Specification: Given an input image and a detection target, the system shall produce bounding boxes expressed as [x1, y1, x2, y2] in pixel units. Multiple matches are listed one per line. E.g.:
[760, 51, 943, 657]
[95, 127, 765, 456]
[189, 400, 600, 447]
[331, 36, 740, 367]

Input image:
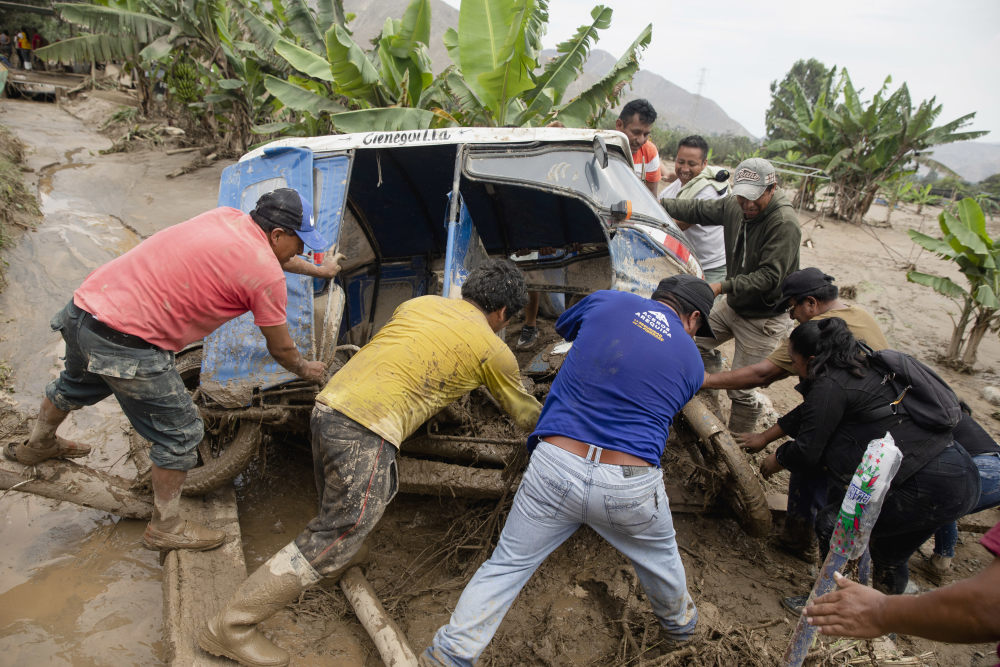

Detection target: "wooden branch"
[340, 567, 418, 667]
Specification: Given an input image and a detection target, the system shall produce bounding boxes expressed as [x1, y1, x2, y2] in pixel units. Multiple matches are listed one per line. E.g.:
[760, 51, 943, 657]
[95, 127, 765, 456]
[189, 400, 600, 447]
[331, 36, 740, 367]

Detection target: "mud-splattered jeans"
[294, 403, 398, 575]
[424, 440, 696, 666]
[45, 300, 203, 470]
[815, 443, 979, 594]
[934, 452, 1000, 557]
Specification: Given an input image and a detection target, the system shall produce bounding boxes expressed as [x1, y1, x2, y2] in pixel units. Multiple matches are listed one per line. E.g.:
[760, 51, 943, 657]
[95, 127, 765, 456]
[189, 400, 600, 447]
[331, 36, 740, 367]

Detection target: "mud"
[0, 96, 998, 667]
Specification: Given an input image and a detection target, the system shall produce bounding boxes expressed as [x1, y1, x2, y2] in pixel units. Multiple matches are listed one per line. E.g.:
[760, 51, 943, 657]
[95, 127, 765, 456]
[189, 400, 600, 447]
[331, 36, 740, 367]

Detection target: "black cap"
[651, 274, 715, 337]
[250, 188, 329, 251]
[780, 267, 835, 309]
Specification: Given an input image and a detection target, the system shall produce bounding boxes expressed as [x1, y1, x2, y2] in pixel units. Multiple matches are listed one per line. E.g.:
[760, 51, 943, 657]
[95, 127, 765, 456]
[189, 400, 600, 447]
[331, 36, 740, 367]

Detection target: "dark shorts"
[295, 404, 398, 576]
[45, 300, 203, 471]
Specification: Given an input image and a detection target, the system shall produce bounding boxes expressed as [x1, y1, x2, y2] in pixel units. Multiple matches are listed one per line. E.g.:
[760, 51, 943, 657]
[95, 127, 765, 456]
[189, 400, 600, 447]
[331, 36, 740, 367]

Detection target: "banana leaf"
[906, 271, 968, 300]
[264, 74, 343, 114]
[330, 107, 449, 132]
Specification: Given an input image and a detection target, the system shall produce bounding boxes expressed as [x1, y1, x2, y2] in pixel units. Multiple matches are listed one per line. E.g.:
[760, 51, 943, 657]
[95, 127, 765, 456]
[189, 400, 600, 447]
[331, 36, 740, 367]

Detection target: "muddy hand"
[299, 360, 327, 383]
[736, 431, 768, 453]
[760, 452, 783, 479]
[319, 251, 345, 279]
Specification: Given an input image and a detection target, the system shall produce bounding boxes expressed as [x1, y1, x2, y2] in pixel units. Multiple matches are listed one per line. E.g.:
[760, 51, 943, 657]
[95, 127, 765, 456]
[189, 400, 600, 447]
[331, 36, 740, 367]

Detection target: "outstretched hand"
[805, 571, 888, 638]
[735, 431, 769, 453]
[759, 452, 783, 479]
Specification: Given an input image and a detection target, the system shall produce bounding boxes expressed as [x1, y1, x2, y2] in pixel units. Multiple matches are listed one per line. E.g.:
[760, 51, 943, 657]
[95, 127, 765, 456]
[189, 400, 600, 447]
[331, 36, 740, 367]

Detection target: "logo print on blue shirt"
[632, 310, 672, 341]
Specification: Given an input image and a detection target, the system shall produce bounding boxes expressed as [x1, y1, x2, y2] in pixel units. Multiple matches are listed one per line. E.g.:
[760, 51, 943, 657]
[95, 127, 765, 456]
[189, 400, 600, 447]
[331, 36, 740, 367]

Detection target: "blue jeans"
[934, 452, 1000, 557]
[424, 440, 697, 666]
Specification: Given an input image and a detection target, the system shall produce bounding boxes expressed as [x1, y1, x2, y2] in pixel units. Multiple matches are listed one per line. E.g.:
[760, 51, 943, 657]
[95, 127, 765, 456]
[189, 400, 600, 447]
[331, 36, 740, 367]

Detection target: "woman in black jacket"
[754, 317, 980, 593]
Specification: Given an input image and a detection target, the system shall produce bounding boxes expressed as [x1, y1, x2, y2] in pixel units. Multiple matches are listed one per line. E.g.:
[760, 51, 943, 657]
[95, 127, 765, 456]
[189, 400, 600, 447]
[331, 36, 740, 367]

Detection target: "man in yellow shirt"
[199, 259, 542, 667]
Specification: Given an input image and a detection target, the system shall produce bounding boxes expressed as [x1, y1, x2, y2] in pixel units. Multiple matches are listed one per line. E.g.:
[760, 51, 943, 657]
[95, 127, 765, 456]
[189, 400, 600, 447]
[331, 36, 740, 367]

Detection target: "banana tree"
[907, 198, 999, 366]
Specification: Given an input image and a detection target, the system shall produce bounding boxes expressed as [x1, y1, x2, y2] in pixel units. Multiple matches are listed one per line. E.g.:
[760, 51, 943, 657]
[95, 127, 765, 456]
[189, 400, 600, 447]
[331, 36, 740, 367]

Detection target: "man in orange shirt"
[616, 99, 660, 196]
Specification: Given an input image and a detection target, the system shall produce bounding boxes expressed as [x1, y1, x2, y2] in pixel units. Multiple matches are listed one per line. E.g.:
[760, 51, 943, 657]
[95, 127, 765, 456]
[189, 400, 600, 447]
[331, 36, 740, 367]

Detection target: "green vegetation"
[35, 0, 652, 153]
[0, 124, 41, 283]
[907, 198, 998, 367]
[764, 58, 837, 144]
[766, 63, 987, 223]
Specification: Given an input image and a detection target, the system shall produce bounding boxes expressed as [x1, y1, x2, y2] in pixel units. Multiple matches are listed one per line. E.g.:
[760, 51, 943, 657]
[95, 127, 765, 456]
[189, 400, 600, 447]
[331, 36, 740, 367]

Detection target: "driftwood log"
[0, 458, 152, 518]
[340, 566, 419, 667]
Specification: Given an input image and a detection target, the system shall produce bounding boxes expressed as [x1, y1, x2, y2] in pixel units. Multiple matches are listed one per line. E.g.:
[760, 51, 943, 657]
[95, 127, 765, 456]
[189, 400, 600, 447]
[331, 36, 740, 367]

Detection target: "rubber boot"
[198, 542, 321, 666]
[4, 398, 92, 465]
[143, 465, 225, 552]
[727, 401, 760, 434]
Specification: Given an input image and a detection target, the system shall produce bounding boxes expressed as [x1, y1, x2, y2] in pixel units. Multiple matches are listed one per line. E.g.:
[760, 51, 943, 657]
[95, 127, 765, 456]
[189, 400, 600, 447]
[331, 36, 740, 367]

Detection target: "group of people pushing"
[6, 103, 999, 665]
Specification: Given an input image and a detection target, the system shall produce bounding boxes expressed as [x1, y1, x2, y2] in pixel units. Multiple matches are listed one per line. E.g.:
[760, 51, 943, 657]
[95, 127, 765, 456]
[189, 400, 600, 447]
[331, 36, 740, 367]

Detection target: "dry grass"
[0, 123, 39, 257]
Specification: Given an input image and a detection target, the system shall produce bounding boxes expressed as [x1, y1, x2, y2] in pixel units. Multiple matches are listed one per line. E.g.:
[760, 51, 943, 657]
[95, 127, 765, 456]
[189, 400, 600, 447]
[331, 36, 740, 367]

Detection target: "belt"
[80, 310, 160, 350]
[542, 436, 652, 467]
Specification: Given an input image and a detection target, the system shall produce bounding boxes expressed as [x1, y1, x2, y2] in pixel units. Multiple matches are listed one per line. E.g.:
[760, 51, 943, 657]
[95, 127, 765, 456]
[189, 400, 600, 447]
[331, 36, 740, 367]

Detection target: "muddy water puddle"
[0, 99, 222, 665]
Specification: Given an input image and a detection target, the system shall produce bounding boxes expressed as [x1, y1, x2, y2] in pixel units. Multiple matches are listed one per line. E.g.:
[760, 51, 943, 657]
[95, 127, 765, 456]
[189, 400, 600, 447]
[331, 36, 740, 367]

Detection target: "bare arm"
[259, 324, 326, 382]
[644, 180, 658, 196]
[703, 359, 788, 390]
[281, 252, 345, 279]
[738, 422, 786, 454]
[806, 566, 1000, 643]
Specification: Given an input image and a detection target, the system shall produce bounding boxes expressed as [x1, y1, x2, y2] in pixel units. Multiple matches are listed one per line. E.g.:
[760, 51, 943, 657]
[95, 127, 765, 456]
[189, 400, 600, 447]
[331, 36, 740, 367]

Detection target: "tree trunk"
[0, 459, 152, 518]
[961, 309, 996, 367]
[340, 567, 419, 667]
[946, 298, 974, 361]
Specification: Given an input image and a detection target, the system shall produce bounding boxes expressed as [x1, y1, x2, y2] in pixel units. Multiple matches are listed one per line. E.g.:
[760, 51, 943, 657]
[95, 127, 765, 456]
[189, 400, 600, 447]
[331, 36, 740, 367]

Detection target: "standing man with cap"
[616, 99, 661, 196]
[422, 276, 716, 666]
[661, 157, 800, 433]
[5, 188, 334, 552]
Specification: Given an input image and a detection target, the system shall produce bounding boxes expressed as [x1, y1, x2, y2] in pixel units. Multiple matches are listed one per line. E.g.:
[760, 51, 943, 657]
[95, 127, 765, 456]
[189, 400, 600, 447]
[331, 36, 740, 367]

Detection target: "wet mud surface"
[0, 97, 997, 666]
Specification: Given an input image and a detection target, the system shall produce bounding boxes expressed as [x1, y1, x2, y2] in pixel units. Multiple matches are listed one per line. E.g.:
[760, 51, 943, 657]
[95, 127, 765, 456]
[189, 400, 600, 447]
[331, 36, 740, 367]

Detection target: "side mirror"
[610, 200, 632, 221]
[593, 135, 609, 169]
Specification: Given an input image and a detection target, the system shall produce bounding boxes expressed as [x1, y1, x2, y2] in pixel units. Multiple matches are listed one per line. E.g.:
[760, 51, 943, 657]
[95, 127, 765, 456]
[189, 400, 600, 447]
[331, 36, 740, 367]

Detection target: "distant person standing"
[30, 30, 44, 70]
[616, 99, 661, 196]
[14, 27, 30, 69]
[660, 135, 729, 283]
[0, 31, 12, 66]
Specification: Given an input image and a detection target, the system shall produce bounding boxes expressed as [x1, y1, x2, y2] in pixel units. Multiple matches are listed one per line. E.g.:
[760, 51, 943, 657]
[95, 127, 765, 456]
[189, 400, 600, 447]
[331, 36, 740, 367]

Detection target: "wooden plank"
[162, 487, 247, 666]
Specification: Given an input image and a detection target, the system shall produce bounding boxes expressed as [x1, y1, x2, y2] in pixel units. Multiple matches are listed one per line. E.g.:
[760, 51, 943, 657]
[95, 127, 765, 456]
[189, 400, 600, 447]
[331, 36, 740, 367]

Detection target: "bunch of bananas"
[168, 59, 200, 104]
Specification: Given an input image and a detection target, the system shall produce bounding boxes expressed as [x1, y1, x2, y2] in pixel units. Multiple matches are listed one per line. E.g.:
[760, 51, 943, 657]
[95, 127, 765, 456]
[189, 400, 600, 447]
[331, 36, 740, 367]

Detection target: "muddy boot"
[4, 398, 92, 465]
[775, 515, 818, 564]
[324, 541, 370, 583]
[143, 465, 225, 552]
[727, 401, 760, 434]
[199, 542, 321, 666]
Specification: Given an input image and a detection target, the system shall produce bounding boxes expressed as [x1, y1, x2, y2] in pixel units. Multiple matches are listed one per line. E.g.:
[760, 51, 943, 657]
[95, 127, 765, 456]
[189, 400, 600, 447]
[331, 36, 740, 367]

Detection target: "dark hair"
[788, 317, 867, 379]
[251, 214, 280, 234]
[677, 135, 709, 162]
[619, 99, 657, 126]
[462, 259, 528, 318]
[799, 284, 839, 303]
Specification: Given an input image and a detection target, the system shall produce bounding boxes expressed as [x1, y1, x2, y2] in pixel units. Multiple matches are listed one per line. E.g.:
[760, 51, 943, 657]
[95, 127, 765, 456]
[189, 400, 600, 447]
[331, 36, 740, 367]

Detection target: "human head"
[615, 99, 657, 154]
[732, 157, 777, 219]
[462, 259, 529, 331]
[250, 188, 329, 255]
[674, 135, 709, 186]
[787, 317, 865, 380]
[651, 274, 715, 337]
[781, 268, 839, 323]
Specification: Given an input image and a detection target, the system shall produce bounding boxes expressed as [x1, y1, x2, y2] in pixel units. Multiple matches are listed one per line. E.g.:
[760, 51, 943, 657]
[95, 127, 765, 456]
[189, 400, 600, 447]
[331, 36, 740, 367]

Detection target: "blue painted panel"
[202, 149, 328, 405]
[442, 193, 487, 297]
[311, 155, 351, 292]
[607, 227, 671, 296]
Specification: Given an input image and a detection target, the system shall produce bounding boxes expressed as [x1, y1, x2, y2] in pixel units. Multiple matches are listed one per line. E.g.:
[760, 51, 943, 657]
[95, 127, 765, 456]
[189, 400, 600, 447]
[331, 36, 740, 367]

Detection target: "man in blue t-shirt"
[423, 275, 714, 666]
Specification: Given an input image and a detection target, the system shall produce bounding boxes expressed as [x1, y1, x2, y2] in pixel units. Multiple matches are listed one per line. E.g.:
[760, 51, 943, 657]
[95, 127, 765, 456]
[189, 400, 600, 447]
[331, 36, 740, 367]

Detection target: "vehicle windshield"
[465, 145, 672, 226]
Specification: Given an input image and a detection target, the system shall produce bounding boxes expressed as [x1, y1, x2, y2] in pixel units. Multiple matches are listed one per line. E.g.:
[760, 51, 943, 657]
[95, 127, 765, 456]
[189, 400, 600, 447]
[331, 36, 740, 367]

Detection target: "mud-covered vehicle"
[130, 127, 771, 535]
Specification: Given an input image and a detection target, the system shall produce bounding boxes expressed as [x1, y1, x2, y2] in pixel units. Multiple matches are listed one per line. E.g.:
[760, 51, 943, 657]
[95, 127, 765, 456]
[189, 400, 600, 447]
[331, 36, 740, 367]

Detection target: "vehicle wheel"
[128, 347, 263, 497]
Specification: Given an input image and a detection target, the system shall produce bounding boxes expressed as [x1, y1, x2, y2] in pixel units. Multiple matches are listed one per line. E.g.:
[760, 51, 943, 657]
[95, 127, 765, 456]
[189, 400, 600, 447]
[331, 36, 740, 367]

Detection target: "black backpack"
[859, 343, 962, 432]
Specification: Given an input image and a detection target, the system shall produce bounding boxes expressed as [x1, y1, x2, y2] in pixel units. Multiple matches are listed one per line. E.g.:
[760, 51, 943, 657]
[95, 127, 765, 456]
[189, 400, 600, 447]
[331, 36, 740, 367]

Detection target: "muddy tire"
[128, 348, 263, 496]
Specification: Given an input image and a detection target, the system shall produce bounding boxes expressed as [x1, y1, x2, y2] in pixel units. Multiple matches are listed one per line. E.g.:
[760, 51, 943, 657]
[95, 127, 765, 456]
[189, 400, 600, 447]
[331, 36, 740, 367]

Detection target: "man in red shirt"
[615, 99, 661, 196]
[5, 189, 335, 552]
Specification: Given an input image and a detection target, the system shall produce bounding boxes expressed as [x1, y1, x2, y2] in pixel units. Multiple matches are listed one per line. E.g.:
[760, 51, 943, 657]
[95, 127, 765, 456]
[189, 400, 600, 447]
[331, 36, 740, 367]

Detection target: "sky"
[439, 0, 1000, 141]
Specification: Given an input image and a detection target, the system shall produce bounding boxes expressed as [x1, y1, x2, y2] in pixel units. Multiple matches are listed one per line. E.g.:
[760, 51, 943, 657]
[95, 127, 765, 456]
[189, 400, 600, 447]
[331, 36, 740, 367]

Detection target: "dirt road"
[0, 97, 996, 666]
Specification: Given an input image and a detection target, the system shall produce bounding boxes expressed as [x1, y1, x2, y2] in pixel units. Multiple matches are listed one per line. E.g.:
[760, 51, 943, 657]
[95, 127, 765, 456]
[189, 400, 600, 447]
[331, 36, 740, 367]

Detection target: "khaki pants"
[697, 297, 790, 425]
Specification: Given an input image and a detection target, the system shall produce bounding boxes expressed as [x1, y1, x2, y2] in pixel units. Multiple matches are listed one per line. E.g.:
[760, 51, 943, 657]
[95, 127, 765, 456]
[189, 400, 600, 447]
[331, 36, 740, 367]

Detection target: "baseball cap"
[651, 274, 715, 337]
[732, 158, 777, 201]
[251, 188, 330, 251]
[780, 267, 835, 309]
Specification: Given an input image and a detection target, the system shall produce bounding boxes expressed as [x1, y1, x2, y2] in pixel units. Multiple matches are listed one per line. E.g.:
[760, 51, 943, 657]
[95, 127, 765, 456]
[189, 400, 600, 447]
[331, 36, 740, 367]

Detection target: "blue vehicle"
[132, 127, 723, 501]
